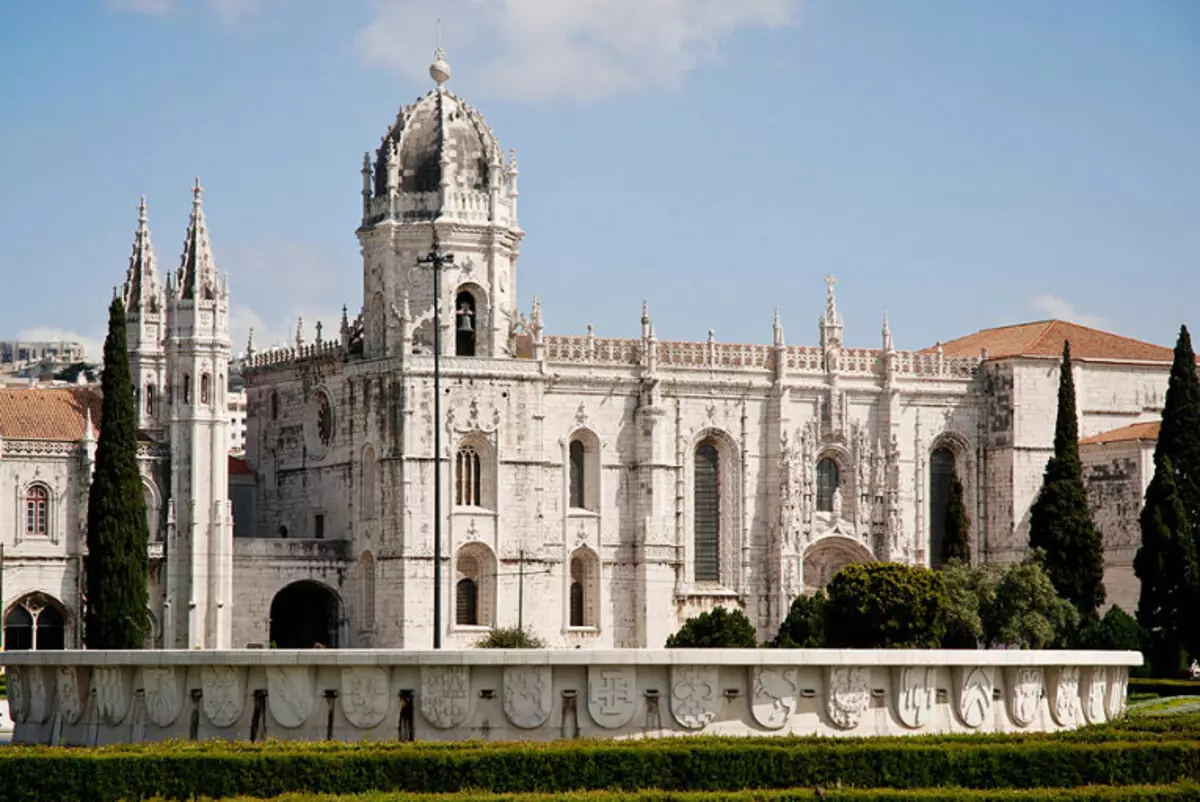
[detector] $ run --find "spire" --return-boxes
[823,274,842,327]
[122,195,161,311]
[882,312,894,352]
[246,327,256,359]
[773,307,785,347]
[177,178,217,301]
[295,317,305,350]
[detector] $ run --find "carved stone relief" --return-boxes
[750,667,798,730]
[141,666,186,728]
[27,666,51,725]
[1006,667,1043,727]
[826,666,870,729]
[1106,667,1128,720]
[587,666,637,729]
[267,665,317,729]
[503,666,553,730]
[341,666,391,730]
[1050,666,1080,727]
[669,666,720,730]
[421,666,471,729]
[56,666,88,726]
[953,666,992,729]
[7,666,26,724]
[92,666,132,725]
[1084,666,1107,724]
[202,665,246,728]
[894,666,936,729]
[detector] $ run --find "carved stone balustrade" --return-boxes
[0,649,1137,746]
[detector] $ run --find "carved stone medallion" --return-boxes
[503,666,553,730]
[826,666,870,730]
[894,666,936,730]
[1084,667,1107,724]
[141,667,186,728]
[92,667,132,725]
[953,666,992,729]
[340,666,390,730]
[55,666,88,726]
[26,666,51,725]
[202,665,245,728]
[1050,666,1080,727]
[267,665,317,729]
[587,666,637,729]
[669,666,719,730]
[750,666,798,730]
[421,666,471,729]
[1006,667,1043,727]
[1106,667,1128,720]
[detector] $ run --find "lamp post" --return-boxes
[418,236,454,649]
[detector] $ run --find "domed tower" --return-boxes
[357,48,523,360]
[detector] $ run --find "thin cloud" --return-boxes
[1028,294,1109,330]
[106,0,173,16]
[106,0,281,23]
[358,0,802,101]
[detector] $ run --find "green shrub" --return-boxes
[824,563,948,648]
[1127,678,1200,699]
[1076,606,1144,652]
[666,606,757,648]
[473,627,546,648]
[771,591,826,648]
[941,561,993,649]
[984,552,1079,649]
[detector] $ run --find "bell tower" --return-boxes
[120,197,167,438]
[356,48,524,360]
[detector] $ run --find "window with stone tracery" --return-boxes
[693,441,721,582]
[361,445,377,519]
[816,458,839,513]
[929,447,956,566]
[201,373,211,405]
[182,373,191,404]
[146,384,156,416]
[568,548,599,628]
[456,446,482,507]
[455,544,495,627]
[3,593,66,651]
[25,484,49,536]
[569,440,586,509]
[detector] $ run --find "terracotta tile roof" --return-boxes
[229,455,254,475]
[0,388,100,441]
[1080,420,1161,446]
[932,320,1173,363]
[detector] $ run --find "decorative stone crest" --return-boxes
[56,666,88,725]
[267,665,317,729]
[1006,667,1043,727]
[750,667,798,730]
[503,666,553,730]
[92,667,132,725]
[953,666,992,729]
[1106,667,1128,720]
[27,667,51,725]
[669,666,719,730]
[894,666,936,729]
[1050,666,1080,726]
[340,666,390,730]
[826,666,870,729]
[1084,666,1107,724]
[421,666,471,729]
[140,667,185,728]
[202,665,245,728]
[7,666,27,724]
[587,666,637,729]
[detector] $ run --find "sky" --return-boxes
[0,0,1197,360]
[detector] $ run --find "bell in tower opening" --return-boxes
[455,291,476,356]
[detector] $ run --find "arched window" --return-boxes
[816,458,839,512]
[3,606,32,650]
[568,548,599,628]
[146,384,156,416]
[270,391,279,420]
[694,441,721,582]
[455,291,477,357]
[456,577,478,626]
[362,445,377,519]
[183,373,192,404]
[3,594,67,651]
[201,373,211,405]
[36,606,64,650]
[455,545,495,627]
[360,551,377,626]
[456,446,482,506]
[569,439,586,509]
[930,447,957,566]
[25,484,49,536]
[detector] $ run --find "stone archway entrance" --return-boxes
[269,581,340,648]
[803,537,874,593]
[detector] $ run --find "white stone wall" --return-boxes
[1081,438,1155,613]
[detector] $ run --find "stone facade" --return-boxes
[1,648,1139,745]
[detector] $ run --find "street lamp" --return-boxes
[417,236,454,649]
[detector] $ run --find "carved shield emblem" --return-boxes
[894,666,936,730]
[750,666,798,730]
[202,665,245,729]
[1006,667,1043,727]
[953,666,992,729]
[826,666,870,730]
[1106,667,1128,720]
[1084,667,1107,724]
[56,666,89,726]
[7,667,26,724]
[141,667,186,728]
[267,665,317,729]
[587,666,637,730]
[670,666,719,730]
[27,667,51,725]
[340,666,391,730]
[421,666,471,729]
[503,666,553,730]
[1050,666,1080,727]
[92,667,133,725]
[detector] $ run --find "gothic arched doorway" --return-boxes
[802,537,874,594]
[269,581,341,648]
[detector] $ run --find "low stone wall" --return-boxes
[1,649,1140,745]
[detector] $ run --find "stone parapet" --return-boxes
[2,649,1138,745]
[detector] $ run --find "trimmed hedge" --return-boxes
[4,740,1200,802]
[1129,679,1200,699]
[144,784,1200,801]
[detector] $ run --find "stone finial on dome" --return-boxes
[430,46,451,87]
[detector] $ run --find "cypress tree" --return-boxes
[941,470,971,564]
[1134,457,1195,675]
[1154,326,1200,554]
[1028,340,1106,620]
[84,298,150,649]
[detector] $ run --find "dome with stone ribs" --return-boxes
[372,49,504,196]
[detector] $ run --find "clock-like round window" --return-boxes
[316,394,333,445]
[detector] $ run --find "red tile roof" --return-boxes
[933,320,1173,363]
[0,388,101,441]
[1080,420,1161,446]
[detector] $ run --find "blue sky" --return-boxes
[1,1,1197,360]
